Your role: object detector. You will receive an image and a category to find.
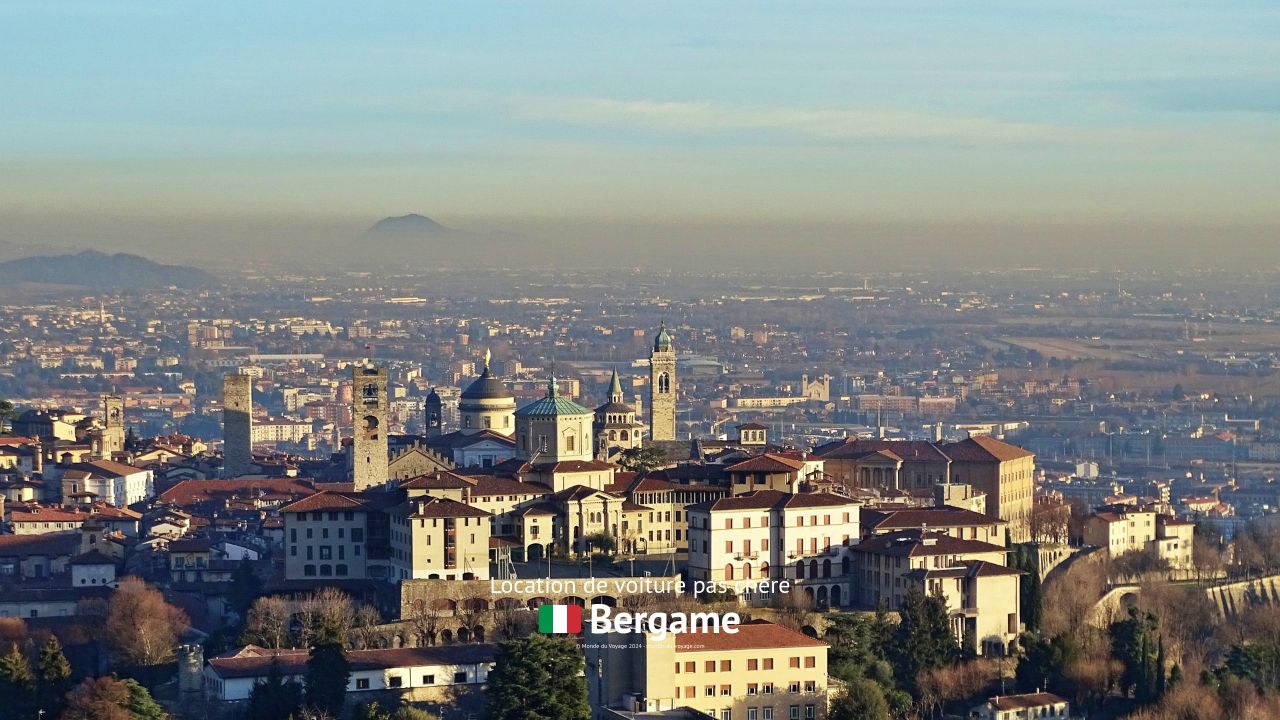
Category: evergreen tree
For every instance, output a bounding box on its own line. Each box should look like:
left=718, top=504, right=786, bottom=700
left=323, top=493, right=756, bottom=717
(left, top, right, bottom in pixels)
left=892, top=589, right=958, bottom=694
left=304, top=643, right=350, bottom=718
left=828, top=677, right=891, bottom=720
left=0, top=642, right=34, bottom=720
left=122, top=678, right=168, bottom=720
left=228, top=559, right=264, bottom=618
left=1015, top=632, right=1079, bottom=694
left=36, top=634, right=72, bottom=715
left=247, top=657, right=302, bottom=720
left=487, top=634, right=589, bottom=720
left=1156, top=637, right=1167, bottom=699
left=1109, top=608, right=1161, bottom=701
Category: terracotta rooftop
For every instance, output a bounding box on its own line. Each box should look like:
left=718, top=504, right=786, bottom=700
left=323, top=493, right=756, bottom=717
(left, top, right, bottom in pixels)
left=672, top=620, right=826, bottom=653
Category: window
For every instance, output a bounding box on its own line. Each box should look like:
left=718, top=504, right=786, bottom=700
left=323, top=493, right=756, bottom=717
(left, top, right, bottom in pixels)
left=804, top=656, right=815, bottom=668
left=747, top=659, right=758, bottom=671
left=356, top=678, right=370, bottom=689
left=685, top=662, right=695, bottom=673
left=748, top=710, right=758, bottom=720
left=763, top=683, right=773, bottom=694
left=454, top=671, right=467, bottom=683
left=720, top=660, right=731, bottom=671
left=388, top=676, right=403, bottom=688
left=763, top=710, right=772, bottom=720
left=763, top=659, right=774, bottom=670
left=747, top=684, right=758, bottom=695
left=721, top=711, right=731, bottom=720
left=304, top=564, right=316, bottom=576
left=789, top=682, right=800, bottom=693
left=804, top=681, right=816, bottom=693
left=705, top=686, right=715, bottom=697
left=789, top=657, right=800, bottom=669
left=706, top=661, right=716, bottom=672
left=804, top=705, right=815, bottom=719
left=423, top=674, right=435, bottom=685
left=789, top=707, right=800, bottom=720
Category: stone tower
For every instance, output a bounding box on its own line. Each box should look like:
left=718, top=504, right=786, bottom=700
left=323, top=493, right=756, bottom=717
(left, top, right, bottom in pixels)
left=425, top=387, right=443, bottom=438
left=352, top=364, right=390, bottom=491
left=594, top=368, right=642, bottom=458
left=648, top=323, right=677, bottom=441
left=101, top=394, right=125, bottom=458
left=221, top=373, right=253, bottom=478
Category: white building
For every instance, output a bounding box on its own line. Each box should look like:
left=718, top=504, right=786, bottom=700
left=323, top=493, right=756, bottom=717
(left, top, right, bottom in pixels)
left=687, top=489, right=861, bottom=607
left=204, top=644, right=497, bottom=702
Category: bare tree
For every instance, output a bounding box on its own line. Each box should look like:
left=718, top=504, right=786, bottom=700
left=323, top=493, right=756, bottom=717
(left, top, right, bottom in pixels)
left=296, top=587, right=355, bottom=647
left=244, top=595, right=294, bottom=649
left=405, top=585, right=450, bottom=647
left=351, top=604, right=384, bottom=649
left=105, top=577, right=189, bottom=665
left=454, top=592, right=488, bottom=642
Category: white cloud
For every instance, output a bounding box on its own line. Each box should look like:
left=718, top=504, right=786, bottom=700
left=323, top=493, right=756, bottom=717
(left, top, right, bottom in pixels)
left=513, top=97, right=1153, bottom=146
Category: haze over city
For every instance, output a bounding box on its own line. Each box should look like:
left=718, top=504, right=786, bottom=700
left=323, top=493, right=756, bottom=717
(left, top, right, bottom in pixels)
left=3, top=1, right=1279, bottom=270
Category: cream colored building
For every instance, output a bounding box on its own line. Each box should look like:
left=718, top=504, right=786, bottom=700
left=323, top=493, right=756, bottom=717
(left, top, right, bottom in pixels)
left=852, top=529, right=1008, bottom=606
left=1082, top=508, right=1194, bottom=570
left=908, top=560, right=1022, bottom=656
left=280, top=491, right=378, bottom=581
left=944, top=436, right=1036, bottom=542
left=688, top=490, right=860, bottom=607
left=389, top=496, right=491, bottom=581
left=587, top=619, right=828, bottom=720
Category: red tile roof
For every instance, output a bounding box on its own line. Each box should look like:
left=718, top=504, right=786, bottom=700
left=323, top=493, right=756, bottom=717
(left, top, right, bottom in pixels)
left=673, top=620, right=826, bottom=653
left=725, top=454, right=805, bottom=473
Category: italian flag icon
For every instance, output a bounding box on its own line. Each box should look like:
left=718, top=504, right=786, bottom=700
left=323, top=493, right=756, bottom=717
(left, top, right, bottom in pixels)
left=538, top=604, right=582, bottom=634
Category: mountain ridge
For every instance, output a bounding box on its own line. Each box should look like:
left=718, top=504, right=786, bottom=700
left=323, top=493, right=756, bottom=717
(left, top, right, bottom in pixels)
left=0, top=250, right=216, bottom=289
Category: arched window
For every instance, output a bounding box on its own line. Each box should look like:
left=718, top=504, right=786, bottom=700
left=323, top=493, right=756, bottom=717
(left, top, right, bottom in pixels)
left=760, top=562, right=770, bottom=578
left=795, top=561, right=805, bottom=579
left=620, top=430, right=629, bottom=440
left=743, top=562, right=753, bottom=579
left=362, top=383, right=378, bottom=399
left=657, top=372, right=670, bottom=394
left=724, top=564, right=734, bottom=581
left=809, top=559, right=818, bottom=578
left=823, top=559, right=832, bottom=578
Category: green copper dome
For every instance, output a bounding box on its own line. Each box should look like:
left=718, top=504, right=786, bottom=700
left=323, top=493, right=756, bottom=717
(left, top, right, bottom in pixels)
left=654, top=323, right=673, bottom=351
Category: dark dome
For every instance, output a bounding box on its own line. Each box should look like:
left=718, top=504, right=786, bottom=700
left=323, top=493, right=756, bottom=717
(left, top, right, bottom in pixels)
left=461, top=369, right=512, bottom=400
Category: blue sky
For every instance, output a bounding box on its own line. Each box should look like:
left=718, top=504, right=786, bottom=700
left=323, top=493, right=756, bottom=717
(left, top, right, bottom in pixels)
left=1, top=1, right=1278, bottom=257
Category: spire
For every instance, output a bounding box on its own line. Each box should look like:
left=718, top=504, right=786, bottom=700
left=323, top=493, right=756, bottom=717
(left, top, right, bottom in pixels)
left=483, top=348, right=492, bottom=373
left=548, top=373, right=559, bottom=398
left=608, top=367, right=623, bottom=403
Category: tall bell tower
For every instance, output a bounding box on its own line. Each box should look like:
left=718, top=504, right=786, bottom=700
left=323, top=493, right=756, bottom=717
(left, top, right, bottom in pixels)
left=648, top=323, right=677, bottom=441
left=352, top=364, right=389, bottom=491
left=101, top=394, right=125, bottom=458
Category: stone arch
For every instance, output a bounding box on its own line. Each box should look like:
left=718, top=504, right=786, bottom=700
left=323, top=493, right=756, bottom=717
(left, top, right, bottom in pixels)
left=590, top=595, right=618, bottom=607
left=528, top=596, right=552, bottom=610
left=830, top=585, right=842, bottom=608
left=473, top=625, right=485, bottom=642
left=809, top=559, right=819, bottom=578
left=817, top=585, right=829, bottom=607
left=460, top=597, right=489, bottom=612
left=822, top=559, right=832, bottom=578
left=441, top=629, right=454, bottom=644
left=457, top=626, right=471, bottom=643
left=562, top=596, right=587, bottom=607
left=495, top=597, right=523, bottom=611
left=795, top=561, right=805, bottom=580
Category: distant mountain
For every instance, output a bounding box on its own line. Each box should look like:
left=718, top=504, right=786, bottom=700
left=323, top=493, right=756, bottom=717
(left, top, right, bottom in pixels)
left=0, top=250, right=216, bottom=288
left=366, top=214, right=451, bottom=235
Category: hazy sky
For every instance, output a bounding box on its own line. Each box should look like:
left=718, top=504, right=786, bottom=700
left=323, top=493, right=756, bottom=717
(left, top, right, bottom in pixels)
left=2, top=1, right=1279, bottom=267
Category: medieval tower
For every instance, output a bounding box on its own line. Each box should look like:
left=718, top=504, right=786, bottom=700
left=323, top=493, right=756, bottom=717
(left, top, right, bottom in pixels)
left=352, top=364, right=390, bottom=491
left=101, top=394, right=125, bottom=457
left=221, top=373, right=253, bottom=478
left=425, top=387, right=443, bottom=438
left=648, top=323, right=677, bottom=441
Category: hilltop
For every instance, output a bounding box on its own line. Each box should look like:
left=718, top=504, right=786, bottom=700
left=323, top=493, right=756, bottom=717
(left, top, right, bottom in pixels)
left=0, top=250, right=216, bottom=289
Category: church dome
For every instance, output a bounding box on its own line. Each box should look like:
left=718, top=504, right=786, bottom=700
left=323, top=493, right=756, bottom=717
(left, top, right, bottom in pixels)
left=654, top=323, right=673, bottom=351
left=460, top=368, right=511, bottom=401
